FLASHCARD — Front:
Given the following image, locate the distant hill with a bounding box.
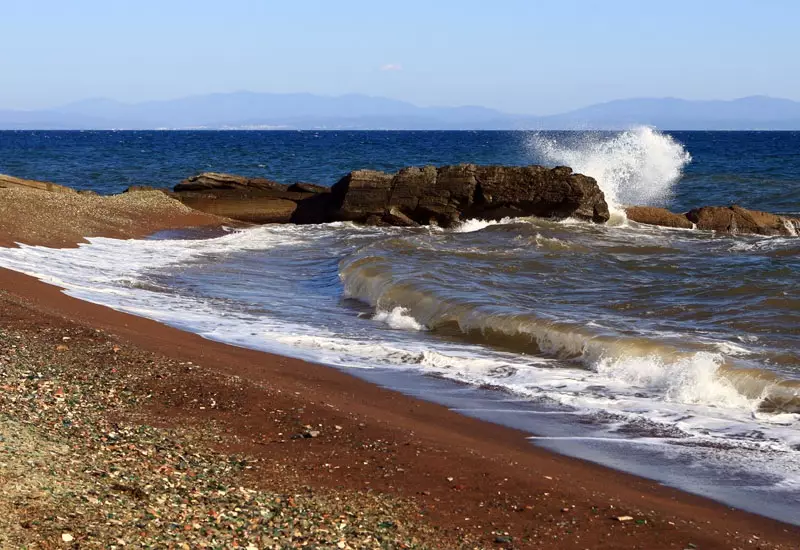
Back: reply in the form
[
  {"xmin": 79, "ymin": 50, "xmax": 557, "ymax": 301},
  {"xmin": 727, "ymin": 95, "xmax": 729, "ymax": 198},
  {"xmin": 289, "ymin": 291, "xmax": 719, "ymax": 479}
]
[
  {"xmin": 543, "ymin": 96, "xmax": 800, "ymax": 130},
  {"xmin": 2, "ymin": 93, "xmax": 800, "ymax": 130}
]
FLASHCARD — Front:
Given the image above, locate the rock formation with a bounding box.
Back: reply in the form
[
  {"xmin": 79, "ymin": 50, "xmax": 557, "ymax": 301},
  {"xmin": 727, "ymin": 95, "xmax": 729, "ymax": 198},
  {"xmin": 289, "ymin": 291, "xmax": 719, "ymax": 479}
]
[
  {"xmin": 0, "ymin": 174, "xmax": 76, "ymax": 194},
  {"xmin": 5, "ymin": 168, "xmax": 798, "ymax": 237},
  {"xmin": 172, "ymin": 173, "xmax": 330, "ymax": 224},
  {"xmin": 686, "ymin": 205, "xmax": 799, "ymax": 236},
  {"xmin": 627, "ymin": 204, "xmax": 799, "ymax": 236},
  {"xmin": 171, "ymin": 164, "xmax": 610, "ymax": 228},
  {"xmin": 625, "ymin": 206, "xmax": 694, "ymax": 229}
]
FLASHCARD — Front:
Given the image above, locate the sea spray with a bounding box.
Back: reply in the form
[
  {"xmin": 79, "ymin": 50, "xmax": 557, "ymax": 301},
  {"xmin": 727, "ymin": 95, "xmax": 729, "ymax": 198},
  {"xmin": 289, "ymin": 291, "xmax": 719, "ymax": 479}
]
[{"xmin": 528, "ymin": 126, "xmax": 692, "ymax": 212}]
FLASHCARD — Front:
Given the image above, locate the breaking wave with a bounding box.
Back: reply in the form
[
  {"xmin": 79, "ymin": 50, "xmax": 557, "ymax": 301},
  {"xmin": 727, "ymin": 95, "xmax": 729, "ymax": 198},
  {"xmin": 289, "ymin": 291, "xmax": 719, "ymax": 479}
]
[
  {"xmin": 528, "ymin": 126, "xmax": 692, "ymax": 212},
  {"xmin": 340, "ymin": 252, "xmax": 799, "ymax": 414}
]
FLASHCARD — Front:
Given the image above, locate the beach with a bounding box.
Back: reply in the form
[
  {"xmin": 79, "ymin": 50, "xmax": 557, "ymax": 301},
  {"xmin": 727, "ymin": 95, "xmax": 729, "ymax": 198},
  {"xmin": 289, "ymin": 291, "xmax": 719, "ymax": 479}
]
[{"xmin": 1, "ymin": 186, "xmax": 798, "ymax": 548}]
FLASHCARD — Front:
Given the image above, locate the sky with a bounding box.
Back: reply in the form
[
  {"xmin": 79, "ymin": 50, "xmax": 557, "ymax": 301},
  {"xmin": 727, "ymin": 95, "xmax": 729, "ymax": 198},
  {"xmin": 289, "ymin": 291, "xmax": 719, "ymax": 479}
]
[{"xmin": 1, "ymin": 0, "xmax": 799, "ymax": 115}]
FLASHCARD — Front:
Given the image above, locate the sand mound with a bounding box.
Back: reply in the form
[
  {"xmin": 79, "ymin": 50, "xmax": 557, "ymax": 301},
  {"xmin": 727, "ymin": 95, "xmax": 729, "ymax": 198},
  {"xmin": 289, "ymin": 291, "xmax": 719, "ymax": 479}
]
[{"xmin": 0, "ymin": 187, "xmax": 227, "ymax": 247}]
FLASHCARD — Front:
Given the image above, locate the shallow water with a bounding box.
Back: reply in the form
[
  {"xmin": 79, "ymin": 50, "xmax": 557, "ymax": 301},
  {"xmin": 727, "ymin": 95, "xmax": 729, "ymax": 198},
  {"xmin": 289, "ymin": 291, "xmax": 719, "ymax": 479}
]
[{"xmin": 0, "ymin": 128, "xmax": 798, "ymax": 523}]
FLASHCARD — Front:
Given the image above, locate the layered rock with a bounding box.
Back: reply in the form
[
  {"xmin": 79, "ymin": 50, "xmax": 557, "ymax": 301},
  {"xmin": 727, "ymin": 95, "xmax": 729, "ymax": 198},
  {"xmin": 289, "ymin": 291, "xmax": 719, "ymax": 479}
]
[
  {"xmin": 173, "ymin": 173, "xmax": 330, "ymax": 224},
  {"xmin": 171, "ymin": 165, "xmax": 609, "ymax": 227},
  {"xmin": 0, "ymin": 173, "xmax": 76, "ymax": 194},
  {"xmin": 175, "ymin": 172, "xmax": 289, "ymax": 193},
  {"xmin": 329, "ymin": 164, "xmax": 610, "ymax": 227}
]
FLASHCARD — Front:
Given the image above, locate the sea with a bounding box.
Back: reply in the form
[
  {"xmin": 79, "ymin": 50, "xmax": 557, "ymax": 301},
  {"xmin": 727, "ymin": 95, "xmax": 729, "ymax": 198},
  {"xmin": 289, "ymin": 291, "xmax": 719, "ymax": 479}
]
[{"xmin": 0, "ymin": 128, "xmax": 798, "ymax": 524}]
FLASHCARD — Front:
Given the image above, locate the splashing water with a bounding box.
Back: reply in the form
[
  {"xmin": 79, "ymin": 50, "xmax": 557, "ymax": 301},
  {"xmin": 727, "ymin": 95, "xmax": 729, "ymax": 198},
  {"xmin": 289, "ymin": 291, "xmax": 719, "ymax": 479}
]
[{"xmin": 528, "ymin": 126, "xmax": 692, "ymax": 211}]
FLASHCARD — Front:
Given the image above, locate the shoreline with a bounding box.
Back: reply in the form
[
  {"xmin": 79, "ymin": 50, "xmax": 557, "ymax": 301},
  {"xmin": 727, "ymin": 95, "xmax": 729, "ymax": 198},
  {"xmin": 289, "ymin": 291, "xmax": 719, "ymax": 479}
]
[
  {"xmin": 2, "ymin": 264, "xmax": 799, "ymax": 548},
  {"xmin": 0, "ymin": 186, "xmax": 797, "ymax": 547}
]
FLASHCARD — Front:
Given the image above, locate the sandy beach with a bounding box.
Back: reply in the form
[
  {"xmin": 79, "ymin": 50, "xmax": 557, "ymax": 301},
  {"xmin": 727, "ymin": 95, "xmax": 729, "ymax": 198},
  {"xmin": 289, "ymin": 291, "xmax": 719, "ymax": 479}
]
[{"xmin": 1, "ymin": 187, "xmax": 798, "ymax": 549}]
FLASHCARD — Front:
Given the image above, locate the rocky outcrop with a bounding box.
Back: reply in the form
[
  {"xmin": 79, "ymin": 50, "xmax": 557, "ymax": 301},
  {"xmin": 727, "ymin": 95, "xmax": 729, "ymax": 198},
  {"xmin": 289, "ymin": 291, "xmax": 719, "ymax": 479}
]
[
  {"xmin": 686, "ymin": 206, "xmax": 799, "ymax": 236},
  {"xmin": 329, "ymin": 164, "xmax": 610, "ymax": 227},
  {"xmin": 175, "ymin": 172, "xmax": 288, "ymax": 193},
  {"xmin": 625, "ymin": 204, "xmax": 799, "ymax": 236},
  {"xmin": 172, "ymin": 173, "xmax": 330, "ymax": 224},
  {"xmin": 172, "ymin": 165, "xmax": 609, "ymax": 227},
  {"xmin": 625, "ymin": 206, "xmax": 694, "ymax": 229},
  {"xmin": 0, "ymin": 174, "xmax": 76, "ymax": 194}
]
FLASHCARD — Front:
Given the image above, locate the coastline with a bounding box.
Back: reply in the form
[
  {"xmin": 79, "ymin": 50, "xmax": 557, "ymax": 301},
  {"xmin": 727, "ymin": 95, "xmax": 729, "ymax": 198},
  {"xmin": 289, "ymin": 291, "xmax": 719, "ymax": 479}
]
[{"xmin": 1, "ymin": 239, "xmax": 798, "ymax": 547}]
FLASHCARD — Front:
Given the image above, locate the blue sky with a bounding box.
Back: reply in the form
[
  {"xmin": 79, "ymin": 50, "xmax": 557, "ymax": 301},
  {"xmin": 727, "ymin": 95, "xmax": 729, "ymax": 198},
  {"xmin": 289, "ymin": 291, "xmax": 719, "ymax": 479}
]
[{"xmin": 2, "ymin": 0, "xmax": 798, "ymax": 114}]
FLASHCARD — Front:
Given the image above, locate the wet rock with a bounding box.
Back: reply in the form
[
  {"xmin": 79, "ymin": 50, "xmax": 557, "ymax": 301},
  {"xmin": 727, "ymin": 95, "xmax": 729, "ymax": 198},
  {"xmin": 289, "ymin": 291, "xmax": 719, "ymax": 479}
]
[
  {"xmin": 330, "ymin": 164, "xmax": 610, "ymax": 227},
  {"xmin": 686, "ymin": 205, "xmax": 800, "ymax": 236},
  {"xmin": 383, "ymin": 207, "xmax": 420, "ymax": 227},
  {"xmin": 625, "ymin": 206, "xmax": 694, "ymax": 229}
]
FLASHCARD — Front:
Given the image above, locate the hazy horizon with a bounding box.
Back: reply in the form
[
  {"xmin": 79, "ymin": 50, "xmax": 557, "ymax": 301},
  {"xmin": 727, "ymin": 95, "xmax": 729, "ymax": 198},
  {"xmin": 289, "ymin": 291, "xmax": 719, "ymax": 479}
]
[{"xmin": 3, "ymin": 1, "xmax": 800, "ymax": 115}]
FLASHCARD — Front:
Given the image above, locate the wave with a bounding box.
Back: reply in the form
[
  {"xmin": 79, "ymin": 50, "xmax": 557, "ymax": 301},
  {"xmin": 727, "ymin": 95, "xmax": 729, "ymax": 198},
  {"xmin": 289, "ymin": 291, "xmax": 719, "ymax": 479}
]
[
  {"xmin": 339, "ymin": 253, "xmax": 799, "ymax": 413},
  {"xmin": 527, "ymin": 126, "xmax": 692, "ymax": 213},
  {"xmin": 373, "ymin": 307, "xmax": 427, "ymax": 331}
]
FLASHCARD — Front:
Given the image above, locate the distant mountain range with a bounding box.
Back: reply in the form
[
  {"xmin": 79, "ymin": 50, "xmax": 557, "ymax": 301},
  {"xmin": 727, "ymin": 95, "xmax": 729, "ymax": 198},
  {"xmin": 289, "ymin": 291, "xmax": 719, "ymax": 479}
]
[{"xmin": 3, "ymin": 93, "xmax": 800, "ymax": 130}]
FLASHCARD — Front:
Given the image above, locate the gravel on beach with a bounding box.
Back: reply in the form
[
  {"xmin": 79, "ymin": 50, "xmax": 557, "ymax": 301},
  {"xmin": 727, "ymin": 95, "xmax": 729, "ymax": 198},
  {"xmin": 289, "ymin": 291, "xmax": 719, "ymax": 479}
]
[
  {"xmin": 0, "ymin": 187, "xmax": 225, "ymax": 248},
  {"xmin": 0, "ymin": 291, "xmax": 446, "ymax": 549}
]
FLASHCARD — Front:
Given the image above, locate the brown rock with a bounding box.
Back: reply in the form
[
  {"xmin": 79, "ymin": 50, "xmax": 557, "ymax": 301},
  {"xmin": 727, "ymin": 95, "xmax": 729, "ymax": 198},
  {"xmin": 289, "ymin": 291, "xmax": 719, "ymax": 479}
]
[
  {"xmin": 686, "ymin": 205, "xmax": 800, "ymax": 236},
  {"xmin": 287, "ymin": 182, "xmax": 329, "ymax": 194},
  {"xmin": 470, "ymin": 165, "xmax": 609, "ymax": 223},
  {"xmin": 176, "ymin": 196, "xmax": 299, "ymax": 224},
  {"xmin": 383, "ymin": 207, "xmax": 421, "ymax": 227},
  {"xmin": 329, "ymin": 169, "xmax": 395, "ymax": 222},
  {"xmin": 175, "ymin": 172, "xmax": 288, "ymax": 193},
  {"xmin": 0, "ymin": 173, "xmax": 76, "ymax": 194},
  {"xmin": 330, "ymin": 164, "xmax": 609, "ymax": 227},
  {"xmin": 625, "ymin": 206, "xmax": 694, "ymax": 229},
  {"xmin": 173, "ymin": 172, "xmax": 333, "ymax": 224}
]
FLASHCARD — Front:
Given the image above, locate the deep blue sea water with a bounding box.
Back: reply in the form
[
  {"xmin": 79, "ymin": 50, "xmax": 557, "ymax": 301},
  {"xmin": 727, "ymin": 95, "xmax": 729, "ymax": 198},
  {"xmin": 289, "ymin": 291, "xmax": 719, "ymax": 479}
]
[
  {"xmin": 2, "ymin": 129, "xmax": 799, "ymax": 215},
  {"xmin": 1, "ymin": 128, "xmax": 799, "ymax": 524}
]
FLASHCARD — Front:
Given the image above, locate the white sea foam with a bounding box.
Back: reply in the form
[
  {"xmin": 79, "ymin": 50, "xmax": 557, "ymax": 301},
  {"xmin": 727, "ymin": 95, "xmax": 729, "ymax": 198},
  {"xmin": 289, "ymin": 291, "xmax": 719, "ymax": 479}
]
[
  {"xmin": 373, "ymin": 307, "xmax": 427, "ymax": 331},
  {"xmin": 453, "ymin": 217, "xmax": 519, "ymax": 233},
  {"xmin": 528, "ymin": 126, "xmax": 692, "ymax": 213},
  {"xmin": 0, "ymin": 226, "xmax": 798, "ymax": 509}
]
